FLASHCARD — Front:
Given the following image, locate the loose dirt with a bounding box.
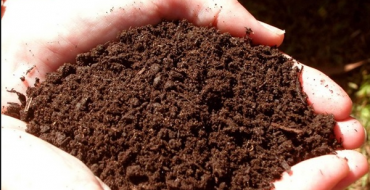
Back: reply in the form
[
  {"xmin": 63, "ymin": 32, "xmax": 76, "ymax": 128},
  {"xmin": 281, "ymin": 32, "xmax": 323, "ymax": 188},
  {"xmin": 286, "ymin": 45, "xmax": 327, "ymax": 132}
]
[{"xmin": 5, "ymin": 20, "xmax": 341, "ymax": 190}]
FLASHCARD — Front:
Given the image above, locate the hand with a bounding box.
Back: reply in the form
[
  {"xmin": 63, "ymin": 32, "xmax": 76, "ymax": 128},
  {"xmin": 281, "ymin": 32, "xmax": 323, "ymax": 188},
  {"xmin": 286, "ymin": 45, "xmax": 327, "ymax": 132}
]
[
  {"xmin": 1, "ymin": 0, "xmax": 367, "ymax": 190},
  {"xmin": 2, "ymin": 115, "xmax": 111, "ymax": 190}
]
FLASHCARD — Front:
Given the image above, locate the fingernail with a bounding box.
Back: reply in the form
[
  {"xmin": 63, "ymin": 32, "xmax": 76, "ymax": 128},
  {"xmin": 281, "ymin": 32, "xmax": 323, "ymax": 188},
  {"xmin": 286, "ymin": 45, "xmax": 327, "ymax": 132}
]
[{"xmin": 258, "ymin": 21, "xmax": 285, "ymax": 35}]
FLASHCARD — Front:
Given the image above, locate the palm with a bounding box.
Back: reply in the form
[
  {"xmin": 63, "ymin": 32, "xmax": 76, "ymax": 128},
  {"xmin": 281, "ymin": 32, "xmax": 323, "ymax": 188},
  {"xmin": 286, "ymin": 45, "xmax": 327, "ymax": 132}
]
[{"xmin": 1, "ymin": 0, "xmax": 367, "ymax": 190}]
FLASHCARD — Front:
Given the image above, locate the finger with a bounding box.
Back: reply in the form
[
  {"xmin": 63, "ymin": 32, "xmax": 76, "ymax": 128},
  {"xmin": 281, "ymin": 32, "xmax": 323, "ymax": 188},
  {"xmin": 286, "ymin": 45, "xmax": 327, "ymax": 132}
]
[
  {"xmin": 334, "ymin": 117, "xmax": 366, "ymax": 149},
  {"xmin": 3, "ymin": 0, "xmax": 284, "ymax": 71},
  {"xmin": 2, "ymin": 126, "xmax": 106, "ymax": 190},
  {"xmin": 294, "ymin": 62, "xmax": 352, "ymax": 120},
  {"xmin": 154, "ymin": 0, "xmax": 285, "ymax": 46},
  {"xmin": 1, "ymin": 0, "xmax": 284, "ymax": 108},
  {"xmin": 273, "ymin": 155, "xmax": 349, "ymax": 190},
  {"xmin": 332, "ymin": 150, "xmax": 369, "ymax": 190}
]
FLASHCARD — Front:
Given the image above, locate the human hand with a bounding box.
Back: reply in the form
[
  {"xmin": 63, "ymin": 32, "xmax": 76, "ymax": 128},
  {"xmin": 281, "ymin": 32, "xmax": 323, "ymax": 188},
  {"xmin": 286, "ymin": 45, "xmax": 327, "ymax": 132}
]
[
  {"xmin": 1, "ymin": 115, "xmax": 111, "ymax": 190},
  {"xmin": 1, "ymin": 0, "xmax": 368, "ymax": 190}
]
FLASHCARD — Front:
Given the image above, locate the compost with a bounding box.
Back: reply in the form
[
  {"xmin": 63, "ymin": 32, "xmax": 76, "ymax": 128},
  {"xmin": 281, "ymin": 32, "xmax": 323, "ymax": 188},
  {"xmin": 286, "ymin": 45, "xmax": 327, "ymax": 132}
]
[{"xmin": 5, "ymin": 20, "xmax": 341, "ymax": 190}]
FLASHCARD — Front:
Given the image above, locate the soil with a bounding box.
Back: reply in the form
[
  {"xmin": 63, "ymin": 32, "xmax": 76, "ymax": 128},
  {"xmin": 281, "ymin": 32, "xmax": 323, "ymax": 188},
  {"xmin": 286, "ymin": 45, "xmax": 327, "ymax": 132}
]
[{"xmin": 5, "ymin": 20, "xmax": 341, "ymax": 190}]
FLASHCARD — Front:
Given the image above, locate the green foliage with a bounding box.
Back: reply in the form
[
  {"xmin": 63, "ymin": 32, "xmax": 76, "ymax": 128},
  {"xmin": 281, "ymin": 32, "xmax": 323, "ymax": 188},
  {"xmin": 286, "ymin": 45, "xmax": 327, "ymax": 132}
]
[
  {"xmin": 351, "ymin": 71, "xmax": 370, "ymax": 136},
  {"xmin": 348, "ymin": 70, "xmax": 370, "ymax": 190}
]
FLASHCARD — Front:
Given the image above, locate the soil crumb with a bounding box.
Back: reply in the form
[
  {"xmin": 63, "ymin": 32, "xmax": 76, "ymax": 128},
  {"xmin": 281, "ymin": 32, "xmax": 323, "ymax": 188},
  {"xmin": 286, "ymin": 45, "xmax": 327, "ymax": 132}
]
[{"xmin": 5, "ymin": 20, "xmax": 341, "ymax": 190}]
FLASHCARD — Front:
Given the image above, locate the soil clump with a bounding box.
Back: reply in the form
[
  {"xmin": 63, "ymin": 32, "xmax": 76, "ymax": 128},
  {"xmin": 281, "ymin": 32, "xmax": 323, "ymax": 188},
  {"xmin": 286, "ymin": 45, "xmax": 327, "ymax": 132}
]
[{"xmin": 5, "ymin": 20, "xmax": 341, "ymax": 190}]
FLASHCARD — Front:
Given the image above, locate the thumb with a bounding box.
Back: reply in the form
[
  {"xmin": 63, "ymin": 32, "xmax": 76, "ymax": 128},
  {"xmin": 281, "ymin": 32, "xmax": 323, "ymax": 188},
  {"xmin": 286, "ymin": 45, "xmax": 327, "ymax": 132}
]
[
  {"xmin": 156, "ymin": 0, "xmax": 285, "ymax": 46},
  {"xmin": 255, "ymin": 21, "xmax": 285, "ymax": 45},
  {"xmin": 213, "ymin": 0, "xmax": 285, "ymax": 46}
]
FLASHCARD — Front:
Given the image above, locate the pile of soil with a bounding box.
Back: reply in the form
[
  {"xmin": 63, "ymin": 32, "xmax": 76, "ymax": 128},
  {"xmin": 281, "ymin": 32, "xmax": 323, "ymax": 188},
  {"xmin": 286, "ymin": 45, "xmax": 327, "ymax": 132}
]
[{"xmin": 5, "ymin": 20, "xmax": 341, "ymax": 190}]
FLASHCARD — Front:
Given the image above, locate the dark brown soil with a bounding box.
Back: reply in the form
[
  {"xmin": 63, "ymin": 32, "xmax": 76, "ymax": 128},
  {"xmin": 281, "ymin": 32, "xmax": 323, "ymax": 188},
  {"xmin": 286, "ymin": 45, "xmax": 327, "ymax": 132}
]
[{"xmin": 5, "ymin": 20, "xmax": 341, "ymax": 190}]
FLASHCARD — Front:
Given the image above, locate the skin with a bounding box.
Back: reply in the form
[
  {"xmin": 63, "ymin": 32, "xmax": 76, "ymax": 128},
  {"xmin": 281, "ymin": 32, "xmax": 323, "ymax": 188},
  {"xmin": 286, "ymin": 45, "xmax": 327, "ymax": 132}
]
[{"xmin": 1, "ymin": 0, "xmax": 368, "ymax": 189}]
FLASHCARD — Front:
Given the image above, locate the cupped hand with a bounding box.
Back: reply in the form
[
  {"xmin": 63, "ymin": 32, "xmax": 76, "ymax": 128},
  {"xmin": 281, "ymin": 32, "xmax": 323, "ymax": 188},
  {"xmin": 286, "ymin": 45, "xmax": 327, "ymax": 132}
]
[
  {"xmin": 1, "ymin": 0, "xmax": 367, "ymax": 190},
  {"xmin": 2, "ymin": 115, "xmax": 111, "ymax": 190}
]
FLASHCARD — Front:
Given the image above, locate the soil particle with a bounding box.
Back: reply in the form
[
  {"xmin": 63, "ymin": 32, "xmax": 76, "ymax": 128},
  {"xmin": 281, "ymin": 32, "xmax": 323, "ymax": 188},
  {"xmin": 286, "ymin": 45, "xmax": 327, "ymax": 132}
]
[
  {"xmin": 4, "ymin": 20, "xmax": 341, "ymax": 190},
  {"xmin": 26, "ymin": 65, "xmax": 36, "ymax": 75}
]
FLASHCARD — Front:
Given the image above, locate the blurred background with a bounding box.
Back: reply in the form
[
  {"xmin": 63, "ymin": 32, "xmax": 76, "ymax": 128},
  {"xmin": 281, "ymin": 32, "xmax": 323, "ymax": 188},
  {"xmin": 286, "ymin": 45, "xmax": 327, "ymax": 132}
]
[{"xmin": 239, "ymin": 0, "xmax": 369, "ymax": 189}]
